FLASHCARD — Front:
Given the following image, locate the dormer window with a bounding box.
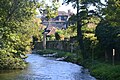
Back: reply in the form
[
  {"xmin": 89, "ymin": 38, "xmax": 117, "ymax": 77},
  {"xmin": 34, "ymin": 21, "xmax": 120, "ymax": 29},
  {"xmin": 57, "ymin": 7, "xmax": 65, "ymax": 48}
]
[{"xmin": 64, "ymin": 17, "xmax": 67, "ymax": 20}]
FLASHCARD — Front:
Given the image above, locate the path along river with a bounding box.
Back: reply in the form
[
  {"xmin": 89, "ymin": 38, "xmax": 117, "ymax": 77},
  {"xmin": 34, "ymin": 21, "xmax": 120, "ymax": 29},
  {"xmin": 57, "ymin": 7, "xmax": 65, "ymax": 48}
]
[{"xmin": 0, "ymin": 54, "xmax": 96, "ymax": 80}]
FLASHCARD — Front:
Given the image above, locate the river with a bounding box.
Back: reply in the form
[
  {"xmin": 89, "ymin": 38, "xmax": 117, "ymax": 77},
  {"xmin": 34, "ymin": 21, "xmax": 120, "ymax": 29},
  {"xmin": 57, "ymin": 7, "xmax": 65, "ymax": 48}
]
[{"xmin": 0, "ymin": 54, "xmax": 96, "ymax": 80}]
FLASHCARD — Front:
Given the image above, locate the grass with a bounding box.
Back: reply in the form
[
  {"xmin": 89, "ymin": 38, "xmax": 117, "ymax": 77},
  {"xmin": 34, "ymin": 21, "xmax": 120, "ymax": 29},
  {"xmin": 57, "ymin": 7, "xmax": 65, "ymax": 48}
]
[
  {"xmin": 88, "ymin": 62, "xmax": 120, "ymax": 80},
  {"xmin": 35, "ymin": 49, "xmax": 56, "ymax": 55},
  {"xmin": 35, "ymin": 49, "xmax": 82, "ymax": 64}
]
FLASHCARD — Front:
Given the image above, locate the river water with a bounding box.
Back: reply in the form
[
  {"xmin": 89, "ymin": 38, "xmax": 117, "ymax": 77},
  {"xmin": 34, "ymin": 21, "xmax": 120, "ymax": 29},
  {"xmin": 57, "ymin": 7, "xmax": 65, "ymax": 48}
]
[{"xmin": 0, "ymin": 54, "xmax": 96, "ymax": 80}]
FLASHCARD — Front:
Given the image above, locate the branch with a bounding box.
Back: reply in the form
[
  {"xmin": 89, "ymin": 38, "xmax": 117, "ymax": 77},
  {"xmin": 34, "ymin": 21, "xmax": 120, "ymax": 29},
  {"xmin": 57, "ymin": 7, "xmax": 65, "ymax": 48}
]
[{"xmin": 88, "ymin": 10, "xmax": 104, "ymax": 21}]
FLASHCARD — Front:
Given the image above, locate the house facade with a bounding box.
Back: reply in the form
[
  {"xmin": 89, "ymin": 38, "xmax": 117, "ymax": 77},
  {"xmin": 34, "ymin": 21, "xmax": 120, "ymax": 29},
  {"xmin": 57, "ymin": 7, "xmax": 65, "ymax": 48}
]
[{"xmin": 41, "ymin": 10, "xmax": 73, "ymax": 29}]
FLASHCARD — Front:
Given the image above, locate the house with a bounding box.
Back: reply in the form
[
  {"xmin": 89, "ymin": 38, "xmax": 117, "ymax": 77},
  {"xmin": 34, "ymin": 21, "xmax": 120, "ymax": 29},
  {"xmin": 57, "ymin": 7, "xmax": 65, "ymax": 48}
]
[{"xmin": 41, "ymin": 10, "xmax": 73, "ymax": 29}]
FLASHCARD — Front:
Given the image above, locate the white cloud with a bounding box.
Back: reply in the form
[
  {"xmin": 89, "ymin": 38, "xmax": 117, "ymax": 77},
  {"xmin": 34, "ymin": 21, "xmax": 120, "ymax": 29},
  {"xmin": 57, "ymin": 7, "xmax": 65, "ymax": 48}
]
[{"xmin": 58, "ymin": 3, "xmax": 77, "ymax": 13}]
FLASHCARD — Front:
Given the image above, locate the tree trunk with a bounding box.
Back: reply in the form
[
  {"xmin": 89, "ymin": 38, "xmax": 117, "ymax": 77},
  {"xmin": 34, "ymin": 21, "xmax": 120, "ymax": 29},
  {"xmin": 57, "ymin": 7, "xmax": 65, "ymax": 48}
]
[
  {"xmin": 77, "ymin": 0, "xmax": 86, "ymax": 60},
  {"xmin": 105, "ymin": 50, "xmax": 108, "ymax": 62}
]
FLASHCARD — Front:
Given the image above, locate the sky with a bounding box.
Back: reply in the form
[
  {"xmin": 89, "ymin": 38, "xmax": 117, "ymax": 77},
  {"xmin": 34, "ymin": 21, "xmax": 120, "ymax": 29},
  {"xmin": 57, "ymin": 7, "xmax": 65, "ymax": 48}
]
[
  {"xmin": 58, "ymin": 0, "xmax": 106, "ymax": 13},
  {"xmin": 37, "ymin": 0, "xmax": 106, "ymax": 16},
  {"xmin": 58, "ymin": 4, "xmax": 77, "ymax": 13},
  {"xmin": 36, "ymin": 0, "xmax": 76, "ymax": 16},
  {"xmin": 58, "ymin": 0, "xmax": 77, "ymax": 13},
  {"xmin": 44, "ymin": 0, "xmax": 77, "ymax": 13}
]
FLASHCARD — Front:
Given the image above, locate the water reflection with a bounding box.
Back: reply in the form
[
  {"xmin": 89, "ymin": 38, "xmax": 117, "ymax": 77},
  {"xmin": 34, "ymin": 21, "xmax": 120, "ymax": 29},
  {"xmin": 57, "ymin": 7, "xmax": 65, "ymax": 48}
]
[{"xmin": 0, "ymin": 54, "xmax": 96, "ymax": 80}]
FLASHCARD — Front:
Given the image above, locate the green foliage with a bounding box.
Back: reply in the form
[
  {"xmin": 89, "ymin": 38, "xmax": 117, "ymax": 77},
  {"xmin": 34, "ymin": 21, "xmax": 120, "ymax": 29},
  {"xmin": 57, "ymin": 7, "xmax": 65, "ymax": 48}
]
[
  {"xmin": 95, "ymin": 20, "xmax": 120, "ymax": 54},
  {"xmin": 65, "ymin": 25, "xmax": 77, "ymax": 38},
  {"xmin": 36, "ymin": 49, "xmax": 83, "ymax": 64},
  {"xmin": 64, "ymin": 0, "xmax": 103, "ymax": 60},
  {"xmin": 0, "ymin": 52, "xmax": 26, "ymax": 69},
  {"xmin": 82, "ymin": 26, "xmax": 94, "ymax": 33},
  {"xmin": 91, "ymin": 63, "xmax": 120, "ymax": 80},
  {"xmin": 39, "ymin": 0, "xmax": 59, "ymax": 21},
  {"xmin": 47, "ymin": 34, "xmax": 55, "ymax": 41},
  {"xmin": 103, "ymin": 0, "xmax": 120, "ymax": 26},
  {"xmin": 34, "ymin": 0, "xmax": 120, "ymax": 79},
  {"xmin": 0, "ymin": 0, "xmax": 40, "ymax": 69},
  {"xmin": 36, "ymin": 49, "xmax": 56, "ymax": 55},
  {"xmin": 0, "ymin": 0, "xmax": 59, "ymax": 69}
]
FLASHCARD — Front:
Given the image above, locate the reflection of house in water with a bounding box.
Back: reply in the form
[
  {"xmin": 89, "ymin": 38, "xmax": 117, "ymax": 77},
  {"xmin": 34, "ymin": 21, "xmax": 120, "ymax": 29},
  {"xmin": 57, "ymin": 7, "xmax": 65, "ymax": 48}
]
[{"xmin": 41, "ymin": 10, "xmax": 73, "ymax": 29}]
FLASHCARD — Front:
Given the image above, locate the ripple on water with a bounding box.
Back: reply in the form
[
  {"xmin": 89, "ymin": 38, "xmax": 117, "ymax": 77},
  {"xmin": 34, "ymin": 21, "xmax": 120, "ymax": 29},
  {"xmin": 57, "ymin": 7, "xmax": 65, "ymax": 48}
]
[{"xmin": 0, "ymin": 54, "xmax": 96, "ymax": 80}]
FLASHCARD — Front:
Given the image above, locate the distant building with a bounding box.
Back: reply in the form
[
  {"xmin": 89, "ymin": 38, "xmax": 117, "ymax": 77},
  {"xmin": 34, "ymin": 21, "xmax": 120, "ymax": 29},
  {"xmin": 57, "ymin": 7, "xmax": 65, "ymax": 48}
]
[{"xmin": 41, "ymin": 10, "xmax": 73, "ymax": 29}]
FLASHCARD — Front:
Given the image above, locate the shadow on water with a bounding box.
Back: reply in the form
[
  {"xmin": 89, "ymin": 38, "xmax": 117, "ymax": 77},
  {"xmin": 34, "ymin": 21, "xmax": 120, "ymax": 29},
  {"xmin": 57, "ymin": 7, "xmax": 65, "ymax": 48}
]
[
  {"xmin": 0, "ymin": 54, "xmax": 96, "ymax": 80},
  {"xmin": 0, "ymin": 70, "xmax": 23, "ymax": 80}
]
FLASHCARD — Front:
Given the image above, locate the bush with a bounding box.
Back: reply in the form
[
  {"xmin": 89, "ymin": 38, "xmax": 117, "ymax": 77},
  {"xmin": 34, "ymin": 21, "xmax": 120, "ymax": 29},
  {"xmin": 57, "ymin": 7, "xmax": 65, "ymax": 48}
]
[
  {"xmin": 91, "ymin": 63, "xmax": 120, "ymax": 80},
  {"xmin": 0, "ymin": 52, "xmax": 26, "ymax": 70},
  {"xmin": 36, "ymin": 49, "xmax": 56, "ymax": 55}
]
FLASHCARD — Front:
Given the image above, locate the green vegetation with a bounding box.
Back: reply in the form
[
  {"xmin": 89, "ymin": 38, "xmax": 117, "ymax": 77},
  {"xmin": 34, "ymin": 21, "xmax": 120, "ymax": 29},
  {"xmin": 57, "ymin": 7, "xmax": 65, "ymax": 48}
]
[
  {"xmin": 0, "ymin": 0, "xmax": 38, "ymax": 69},
  {"xmin": 57, "ymin": 0, "xmax": 120, "ymax": 80},
  {"xmin": 36, "ymin": 49, "xmax": 56, "ymax": 55},
  {"xmin": 36, "ymin": 49, "xmax": 82, "ymax": 64},
  {"xmin": 36, "ymin": 48, "xmax": 120, "ymax": 80},
  {"xmin": 35, "ymin": 0, "xmax": 120, "ymax": 80},
  {"xmin": 0, "ymin": 0, "xmax": 59, "ymax": 70},
  {"xmin": 91, "ymin": 63, "xmax": 120, "ymax": 80},
  {"xmin": 0, "ymin": 0, "xmax": 119, "ymax": 79}
]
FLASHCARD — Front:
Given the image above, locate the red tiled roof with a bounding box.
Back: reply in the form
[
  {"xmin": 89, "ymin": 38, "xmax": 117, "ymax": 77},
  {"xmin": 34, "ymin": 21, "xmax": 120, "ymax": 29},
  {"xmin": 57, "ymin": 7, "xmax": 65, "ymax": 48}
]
[{"xmin": 47, "ymin": 27, "xmax": 57, "ymax": 35}]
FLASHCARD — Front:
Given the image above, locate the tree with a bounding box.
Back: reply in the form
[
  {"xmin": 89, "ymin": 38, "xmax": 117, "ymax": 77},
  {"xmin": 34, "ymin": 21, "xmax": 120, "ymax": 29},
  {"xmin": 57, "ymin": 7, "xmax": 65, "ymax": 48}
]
[
  {"xmin": 0, "ymin": 0, "xmax": 40, "ymax": 69},
  {"xmin": 103, "ymin": 0, "xmax": 120, "ymax": 26},
  {"xmin": 63, "ymin": 0, "xmax": 102, "ymax": 60},
  {"xmin": 95, "ymin": 0, "xmax": 120, "ymax": 61}
]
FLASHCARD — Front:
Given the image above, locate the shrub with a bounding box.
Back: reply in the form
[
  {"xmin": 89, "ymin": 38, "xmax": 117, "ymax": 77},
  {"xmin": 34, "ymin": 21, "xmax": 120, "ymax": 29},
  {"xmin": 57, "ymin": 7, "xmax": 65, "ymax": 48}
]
[{"xmin": 91, "ymin": 63, "xmax": 120, "ymax": 80}]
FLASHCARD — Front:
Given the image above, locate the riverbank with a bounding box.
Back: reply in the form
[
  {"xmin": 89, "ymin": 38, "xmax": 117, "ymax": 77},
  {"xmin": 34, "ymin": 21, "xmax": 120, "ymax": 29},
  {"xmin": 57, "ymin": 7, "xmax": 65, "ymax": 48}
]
[
  {"xmin": 35, "ymin": 49, "xmax": 120, "ymax": 80},
  {"xmin": 35, "ymin": 49, "xmax": 81, "ymax": 64}
]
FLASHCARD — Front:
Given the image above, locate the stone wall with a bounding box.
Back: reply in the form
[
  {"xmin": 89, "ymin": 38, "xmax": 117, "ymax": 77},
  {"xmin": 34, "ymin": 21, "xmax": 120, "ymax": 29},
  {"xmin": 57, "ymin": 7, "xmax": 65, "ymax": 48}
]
[{"xmin": 34, "ymin": 40, "xmax": 77, "ymax": 52}]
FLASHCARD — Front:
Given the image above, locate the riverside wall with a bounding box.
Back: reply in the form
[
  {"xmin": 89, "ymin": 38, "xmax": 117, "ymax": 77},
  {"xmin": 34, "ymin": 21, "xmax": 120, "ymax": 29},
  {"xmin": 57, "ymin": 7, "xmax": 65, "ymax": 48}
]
[{"xmin": 34, "ymin": 40, "xmax": 77, "ymax": 52}]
